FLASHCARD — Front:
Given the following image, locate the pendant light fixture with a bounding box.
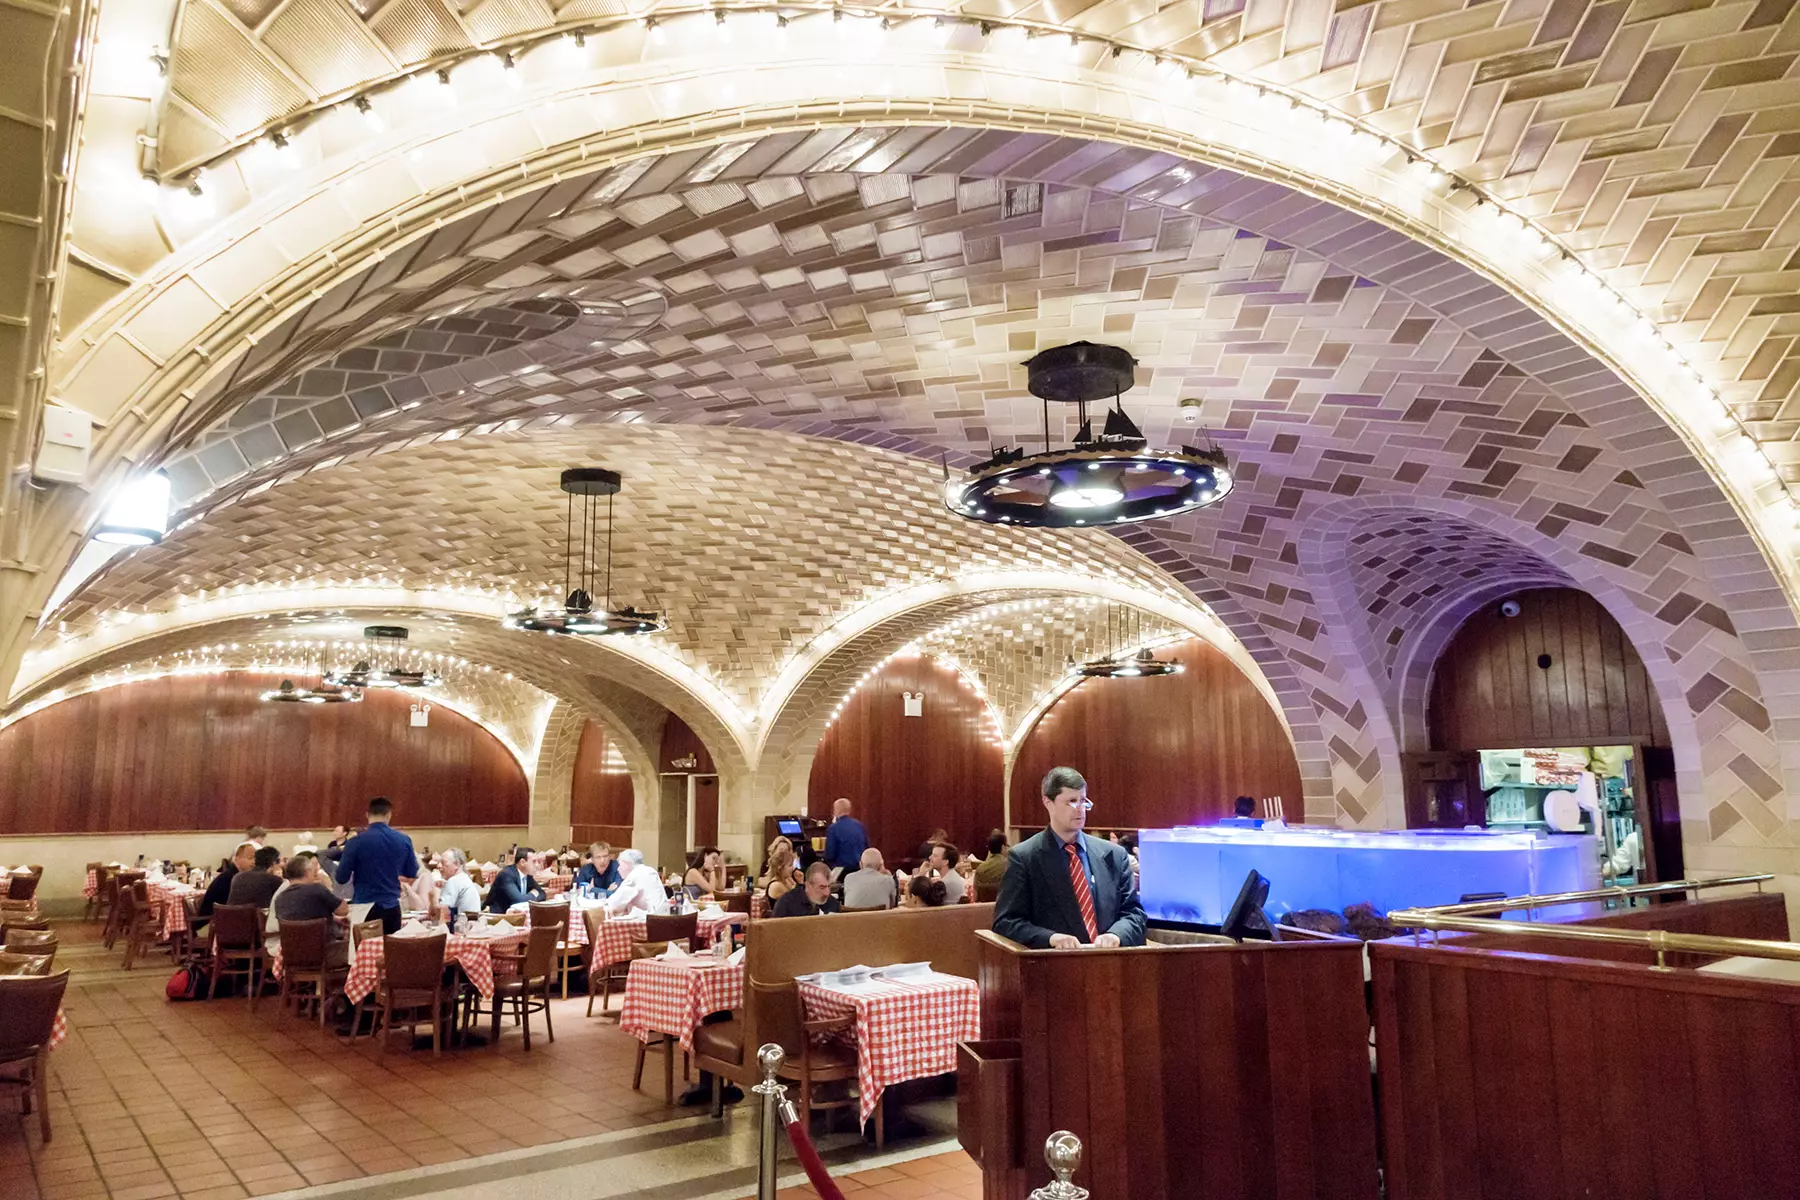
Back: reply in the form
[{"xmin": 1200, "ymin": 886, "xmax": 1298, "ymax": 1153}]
[
  {"xmin": 324, "ymin": 625, "xmax": 442, "ymax": 689},
  {"xmin": 945, "ymin": 341, "xmax": 1231, "ymax": 528},
  {"xmin": 93, "ymin": 471, "xmax": 174, "ymax": 546},
  {"xmin": 503, "ymin": 467, "xmax": 666, "ymax": 637},
  {"xmin": 260, "ymin": 652, "xmax": 364, "ymax": 705},
  {"xmin": 1066, "ymin": 605, "xmax": 1184, "ymax": 678}
]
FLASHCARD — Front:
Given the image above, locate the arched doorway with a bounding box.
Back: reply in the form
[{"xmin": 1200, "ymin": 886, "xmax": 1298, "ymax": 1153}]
[{"xmin": 1410, "ymin": 587, "xmax": 1681, "ymax": 881}]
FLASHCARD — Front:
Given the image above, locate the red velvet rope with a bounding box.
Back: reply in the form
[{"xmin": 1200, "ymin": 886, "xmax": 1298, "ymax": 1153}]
[{"xmin": 782, "ymin": 1111, "xmax": 848, "ymax": 1200}]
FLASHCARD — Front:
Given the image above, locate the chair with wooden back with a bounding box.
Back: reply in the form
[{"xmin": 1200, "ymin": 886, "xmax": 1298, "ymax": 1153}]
[
  {"xmin": 527, "ymin": 902, "xmax": 582, "ymax": 1000},
  {"xmin": 581, "ymin": 908, "xmax": 620, "ymax": 1018},
  {"xmin": 277, "ymin": 919, "xmax": 347, "ymax": 1028},
  {"xmin": 0, "ymin": 971, "xmax": 69, "ymax": 1141},
  {"xmin": 8, "ymin": 872, "xmax": 40, "ymax": 904},
  {"xmin": 0, "ymin": 952, "xmax": 52, "ymax": 977},
  {"xmin": 367, "ymin": 933, "xmax": 449, "ymax": 1055},
  {"xmin": 721, "ymin": 892, "xmax": 752, "ymax": 915},
  {"xmin": 103, "ymin": 870, "xmax": 145, "ymax": 948},
  {"xmin": 643, "ymin": 912, "xmax": 701, "ymax": 955},
  {"xmin": 121, "ymin": 880, "xmax": 163, "ymax": 969},
  {"xmin": 82, "ymin": 863, "xmax": 104, "ymax": 921},
  {"xmin": 3, "ymin": 929, "xmax": 57, "ymax": 967},
  {"xmin": 169, "ymin": 895, "xmax": 203, "ymax": 962},
  {"xmin": 488, "ymin": 925, "xmax": 558, "ymax": 1050},
  {"xmin": 208, "ymin": 904, "xmax": 267, "ymax": 1008},
  {"xmin": 750, "ymin": 978, "xmax": 870, "ymax": 1142},
  {"xmin": 92, "ymin": 865, "xmax": 120, "ymax": 927}
]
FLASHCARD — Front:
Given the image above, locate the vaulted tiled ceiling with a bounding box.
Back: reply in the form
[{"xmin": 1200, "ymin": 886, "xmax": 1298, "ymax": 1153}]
[{"xmin": 143, "ymin": 0, "xmax": 1800, "ymax": 470}]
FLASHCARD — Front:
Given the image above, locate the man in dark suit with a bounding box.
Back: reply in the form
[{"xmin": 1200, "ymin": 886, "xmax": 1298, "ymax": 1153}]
[
  {"xmin": 485, "ymin": 847, "xmax": 547, "ymax": 913},
  {"xmin": 994, "ymin": 766, "xmax": 1146, "ymax": 949}
]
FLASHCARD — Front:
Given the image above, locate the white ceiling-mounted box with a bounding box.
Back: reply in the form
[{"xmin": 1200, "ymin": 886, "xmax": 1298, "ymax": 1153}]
[{"xmin": 35, "ymin": 407, "xmax": 93, "ymax": 484}]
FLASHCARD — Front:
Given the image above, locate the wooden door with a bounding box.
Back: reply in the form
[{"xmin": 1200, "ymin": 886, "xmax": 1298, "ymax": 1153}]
[{"xmin": 1401, "ymin": 752, "xmax": 1482, "ymax": 828}]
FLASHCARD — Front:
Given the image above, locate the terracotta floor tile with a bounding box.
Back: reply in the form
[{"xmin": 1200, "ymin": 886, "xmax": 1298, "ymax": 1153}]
[
  {"xmin": 241, "ymin": 1174, "xmax": 306, "ymax": 1197},
  {"xmin": 230, "ymin": 1161, "xmax": 302, "ymax": 1185},
  {"xmin": 178, "ymin": 1186, "xmax": 249, "ymax": 1200},
  {"xmin": 110, "ymin": 1184, "xmax": 180, "ymax": 1200}
]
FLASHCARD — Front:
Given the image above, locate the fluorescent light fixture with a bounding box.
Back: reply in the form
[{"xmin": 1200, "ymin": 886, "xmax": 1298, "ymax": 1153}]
[{"xmin": 93, "ymin": 471, "xmax": 172, "ymax": 546}]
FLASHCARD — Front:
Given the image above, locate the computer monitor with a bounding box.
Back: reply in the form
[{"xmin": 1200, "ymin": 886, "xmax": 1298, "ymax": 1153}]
[
  {"xmin": 1220, "ymin": 869, "xmax": 1271, "ymax": 941},
  {"xmin": 776, "ymin": 818, "xmax": 803, "ymax": 836}
]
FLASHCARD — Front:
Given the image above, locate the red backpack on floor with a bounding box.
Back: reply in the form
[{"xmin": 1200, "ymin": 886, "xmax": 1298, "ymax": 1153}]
[{"xmin": 166, "ymin": 962, "xmax": 210, "ymax": 1002}]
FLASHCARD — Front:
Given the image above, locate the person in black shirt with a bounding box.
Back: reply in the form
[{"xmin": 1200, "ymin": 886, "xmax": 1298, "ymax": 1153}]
[
  {"xmin": 771, "ymin": 862, "xmax": 840, "ymax": 918},
  {"xmin": 199, "ymin": 842, "xmax": 257, "ymax": 922},
  {"xmin": 486, "ymin": 847, "xmax": 547, "ymax": 912}
]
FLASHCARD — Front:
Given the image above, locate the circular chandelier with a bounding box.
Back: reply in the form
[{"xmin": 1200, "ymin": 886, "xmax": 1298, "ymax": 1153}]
[
  {"xmin": 503, "ymin": 468, "xmax": 667, "ymax": 637},
  {"xmin": 324, "ymin": 625, "xmax": 441, "ymax": 689},
  {"xmin": 1067, "ymin": 605, "xmax": 1185, "ymax": 678},
  {"xmin": 945, "ymin": 341, "xmax": 1231, "ymax": 528}
]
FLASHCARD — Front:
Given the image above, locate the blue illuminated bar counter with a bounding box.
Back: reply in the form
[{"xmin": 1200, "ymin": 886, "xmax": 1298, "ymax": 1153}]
[{"xmin": 1138, "ymin": 824, "xmax": 1599, "ymax": 926}]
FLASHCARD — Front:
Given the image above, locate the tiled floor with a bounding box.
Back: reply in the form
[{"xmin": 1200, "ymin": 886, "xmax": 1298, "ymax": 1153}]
[
  {"xmin": 0, "ymin": 922, "xmax": 973, "ymax": 1200},
  {"xmin": 776, "ymin": 1153, "xmax": 979, "ymax": 1200}
]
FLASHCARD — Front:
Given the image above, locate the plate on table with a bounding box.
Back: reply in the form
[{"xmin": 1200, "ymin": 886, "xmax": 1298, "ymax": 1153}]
[{"xmin": 872, "ymin": 961, "xmax": 931, "ymax": 981}]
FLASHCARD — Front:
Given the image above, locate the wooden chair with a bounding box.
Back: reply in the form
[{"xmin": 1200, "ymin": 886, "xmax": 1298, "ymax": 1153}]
[
  {"xmin": 644, "ymin": 912, "xmax": 701, "ymax": 953},
  {"xmin": 0, "ymin": 952, "xmax": 52, "ymax": 977},
  {"xmin": 3, "ymin": 930, "xmax": 57, "ymax": 967},
  {"xmin": 121, "ymin": 881, "xmax": 161, "ymax": 969},
  {"xmin": 7, "ymin": 873, "xmax": 39, "ymax": 903},
  {"xmin": 581, "ymin": 909, "xmax": 620, "ymax": 1017},
  {"xmin": 751, "ymin": 979, "xmax": 876, "ymax": 1145},
  {"xmin": 208, "ymin": 904, "xmax": 266, "ymax": 1008},
  {"xmin": 0, "ymin": 971, "xmax": 69, "ymax": 1141},
  {"xmin": 721, "ymin": 892, "xmax": 752, "ymax": 915},
  {"xmin": 486, "ymin": 925, "xmax": 558, "ymax": 1050},
  {"xmin": 276, "ymin": 919, "xmax": 348, "ymax": 1028},
  {"xmin": 167, "ymin": 895, "xmax": 202, "ymax": 962},
  {"xmin": 528, "ymin": 902, "xmax": 582, "ymax": 1000},
  {"xmin": 102, "ymin": 870, "xmax": 144, "ymax": 948},
  {"xmin": 92, "ymin": 865, "xmax": 119, "ymax": 927},
  {"xmin": 363, "ymin": 933, "xmax": 449, "ymax": 1055},
  {"xmin": 82, "ymin": 863, "xmax": 104, "ymax": 921}
]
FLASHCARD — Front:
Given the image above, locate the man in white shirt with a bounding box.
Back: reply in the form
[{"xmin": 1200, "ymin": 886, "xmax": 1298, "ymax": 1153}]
[
  {"xmin": 604, "ymin": 849, "xmax": 668, "ymax": 916},
  {"xmin": 437, "ymin": 848, "xmax": 482, "ymax": 922}
]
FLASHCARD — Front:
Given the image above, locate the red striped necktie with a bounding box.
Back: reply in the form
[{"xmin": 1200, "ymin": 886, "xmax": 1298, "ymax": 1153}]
[{"xmin": 1064, "ymin": 842, "xmax": 1099, "ymax": 941}]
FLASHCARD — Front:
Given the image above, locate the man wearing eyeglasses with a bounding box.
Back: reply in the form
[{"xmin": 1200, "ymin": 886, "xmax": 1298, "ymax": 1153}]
[{"xmin": 993, "ymin": 766, "xmax": 1146, "ymax": 949}]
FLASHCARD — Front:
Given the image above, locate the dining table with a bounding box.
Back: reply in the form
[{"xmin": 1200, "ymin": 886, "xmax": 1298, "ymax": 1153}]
[{"xmin": 796, "ymin": 970, "xmax": 980, "ymax": 1126}]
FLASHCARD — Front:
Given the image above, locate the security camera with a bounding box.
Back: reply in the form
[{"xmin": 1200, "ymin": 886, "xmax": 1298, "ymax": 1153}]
[
  {"xmin": 1178, "ymin": 397, "xmax": 1202, "ymax": 424},
  {"xmin": 1498, "ymin": 598, "xmax": 1522, "ymax": 619}
]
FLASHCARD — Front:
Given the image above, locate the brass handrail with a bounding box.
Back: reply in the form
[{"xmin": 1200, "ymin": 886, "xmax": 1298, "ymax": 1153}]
[
  {"xmin": 1385, "ymin": 908, "xmax": 1800, "ymax": 971},
  {"xmin": 1413, "ymin": 873, "xmax": 1772, "ymax": 920}
]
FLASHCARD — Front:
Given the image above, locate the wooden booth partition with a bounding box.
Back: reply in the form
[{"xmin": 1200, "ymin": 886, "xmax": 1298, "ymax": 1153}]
[
  {"xmin": 961, "ymin": 931, "xmax": 1380, "ymax": 1200},
  {"xmin": 1371, "ymin": 939, "xmax": 1800, "ymax": 1200}
]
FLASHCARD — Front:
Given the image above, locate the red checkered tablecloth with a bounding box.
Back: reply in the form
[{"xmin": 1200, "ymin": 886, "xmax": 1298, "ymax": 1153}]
[
  {"xmin": 619, "ymin": 957, "xmax": 743, "ymax": 1052},
  {"xmin": 148, "ymin": 880, "xmax": 200, "ymax": 937},
  {"xmin": 324, "ymin": 930, "xmax": 528, "ymax": 1003},
  {"xmin": 587, "ymin": 909, "xmax": 743, "ymax": 969},
  {"xmin": 798, "ymin": 973, "xmax": 980, "ymax": 1126},
  {"xmin": 543, "ymin": 874, "xmax": 573, "ymax": 897},
  {"xmin": 84, "ymin": 870, "xmax": 97, "ymax": 900},
  {"xmin": 50, "ymin": 1008, "xmax": 66, "ymax": 1050},
  {"xmin": 752, "ymin": 894, "xmax": 768, "ymax": 920}
]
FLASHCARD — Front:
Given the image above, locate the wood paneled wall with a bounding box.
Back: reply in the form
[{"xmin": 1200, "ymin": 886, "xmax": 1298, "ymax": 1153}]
[
  {"xmin": 1008, "ymin": 638, "xmax": 1303, "ymax": 833},
  {"xmin": 659, "ymin": 714, "xmax": 713, "ymax": 774},
  {"xmin": 0, "ymin": 673, "xmax": 527, "ymax": 834},
  {"xmin": 807, "ymin": 652, "xmax": 1005, "ymax": 860},
  {"xmin": 1372, "ymin": 938, "xmax": 1800, "ymax": 1200},
  {"xmin": 1428, "ymin": 587, "xmax": 1670, "ymax": 751},
  {"xmin": 569, "ymin": 719, "xmax": 635, "ymax": 851}
]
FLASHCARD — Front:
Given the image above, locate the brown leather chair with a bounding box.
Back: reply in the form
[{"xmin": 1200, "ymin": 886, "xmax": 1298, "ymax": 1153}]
[
  {"xmin": 103, "ymin": 870, "xmax": 145, "ymax": 948},
  {"xmin": 121, "ymin": 881, "xmax": 162, "ymax": 969},
  {"xmin": 364, "ymin": 932, "xmax": 449, "ymax": 1054},
  {"xmin": 277, "ymin": 918, "xmax": 349, "ymax": 1027},
  {"xmin": 208, "ymin": 904, "xmax": 267, "ymax": 1007},
  {"xmin": 486, "ymin": 925, "xmax": 558, "ymax": 1050},
  {"xmin": 528, "ymin": 902, "xmax": 582, "ymax": 1000},
  {"xmin": 3, "ymin": 929, "xmax": 57, "ymax": 966},
  {"xmin": 751, "ymin": 978, "xmax": 872, "ymax": 1143},
  {"xmin": 0, "ymin": 970, "xmax": 69, "ymax": 1141},
  {"xmin": 0, "ymin": 952, "xmax": 52, "ymax": 977}
]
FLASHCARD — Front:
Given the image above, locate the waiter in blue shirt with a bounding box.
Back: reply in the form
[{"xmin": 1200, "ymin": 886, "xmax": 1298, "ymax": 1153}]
[
  {"xmin": 332, "ymin": 796, "xmax": 420, "ymax": 934},
  {"xmin": 822, "ymin": 798, "xmax": 869, "ymax": 875}
]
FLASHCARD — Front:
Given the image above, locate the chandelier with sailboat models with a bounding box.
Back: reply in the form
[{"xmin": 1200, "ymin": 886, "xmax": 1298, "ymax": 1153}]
[
  {"xmin": 1067, "ymin": 604, "xmax": 1185, "ymax": 678},
  {"xmin": 503, "ymin": 467, "xmax": 666, "ymax": 637},
  {"xmin": 945, "ymin": 341, "xmax": 1231, "ymax": 529},
  {"xmin": 323, "ymin": 625, "xmax": 442, "ymax": 690}
]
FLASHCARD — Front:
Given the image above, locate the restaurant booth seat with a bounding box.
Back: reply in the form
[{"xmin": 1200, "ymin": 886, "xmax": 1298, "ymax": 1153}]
[
  {"xmin": 692, "ymin": 903, "xmax": 995, "ymax": 1126},
  {"xmin": 4, "ymin": 928, "xmax": 57, "ymax": 966},
  {"xmin": 0, "ymin": 970, "xmax": 69, "ymax": 1142}
]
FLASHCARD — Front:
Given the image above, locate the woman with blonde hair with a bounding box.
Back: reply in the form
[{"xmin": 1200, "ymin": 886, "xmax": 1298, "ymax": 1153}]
[{"xmin": 759, "ymin": 837, "xmax": 803, "ymax": 903}]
